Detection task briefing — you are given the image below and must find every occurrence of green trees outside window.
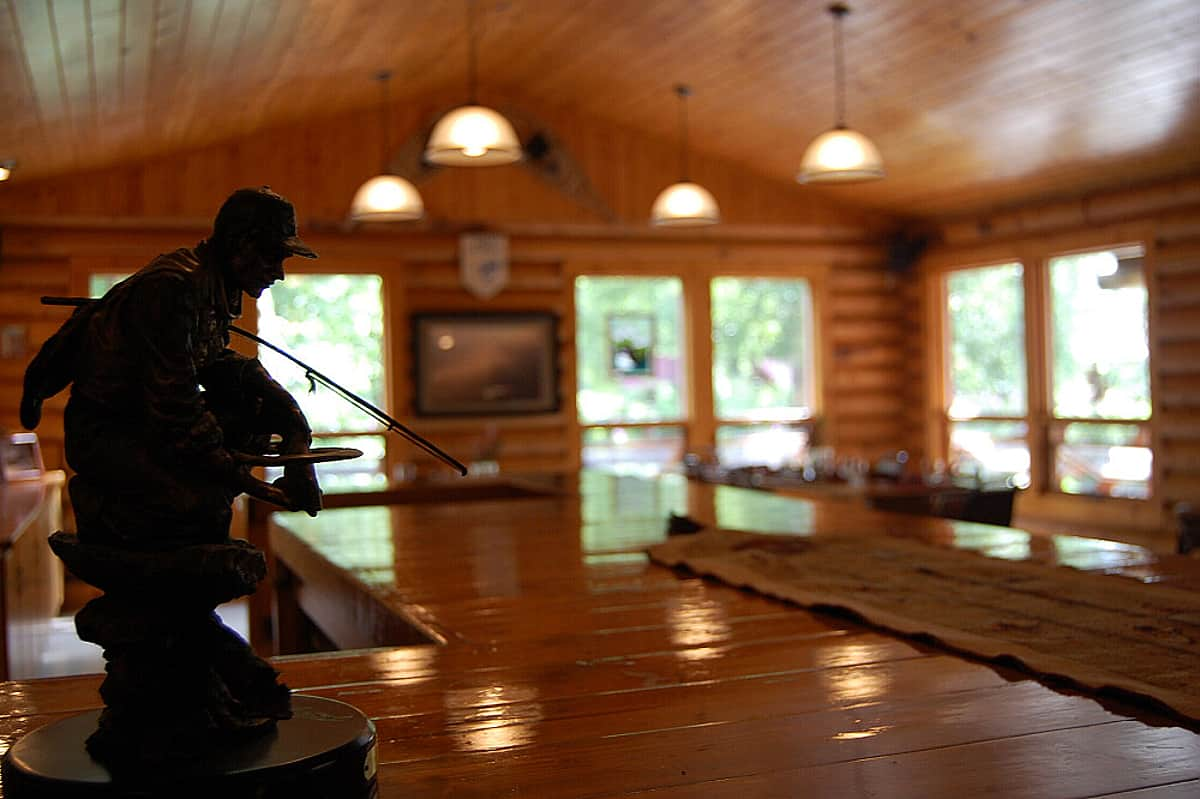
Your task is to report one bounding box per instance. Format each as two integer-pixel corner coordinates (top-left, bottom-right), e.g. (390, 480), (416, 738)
(1049, 250), (1150, 421)
(258, 274), (388, 490)
(575, 276), (685, 424)
(711, 277), (815, 468)
(574, 274), (817, 472)
(575, 276), (686, 473)
(711, 277), (814, 422)
(942, 247), (1152, 499)
(946, 263), (1027, 419)
(944, 263), (1031, 484)
(1048, 248), (1150, 498)
(89, 274), (127, 297)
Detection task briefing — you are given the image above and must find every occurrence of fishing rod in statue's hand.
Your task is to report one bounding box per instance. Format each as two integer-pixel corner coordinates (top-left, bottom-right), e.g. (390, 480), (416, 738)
(232, 325), (466, 475)
(40, 296), (469, 477)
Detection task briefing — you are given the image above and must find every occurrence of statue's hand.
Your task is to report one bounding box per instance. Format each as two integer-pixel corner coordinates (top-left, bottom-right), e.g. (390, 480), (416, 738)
(243, 359), (314, 450)
(274, 463), (322, 517)
(234, 471), (294, 510)
(225, 447), (322, 516)
(261, 387), (312, 451)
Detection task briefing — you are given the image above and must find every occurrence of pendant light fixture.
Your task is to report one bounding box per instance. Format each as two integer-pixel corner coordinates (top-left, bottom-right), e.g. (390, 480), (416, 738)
(424, 0), (522, 166)
(797, 3), (884, 183)
(651, 85), (720, 227)
(350, 71), (425, 222)
(0, 160), (15, 182)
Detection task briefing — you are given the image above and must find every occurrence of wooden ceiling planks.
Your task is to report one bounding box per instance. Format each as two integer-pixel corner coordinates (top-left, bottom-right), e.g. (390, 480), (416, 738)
(88, 1), (120, 127)
(2, 0), (1199, 220)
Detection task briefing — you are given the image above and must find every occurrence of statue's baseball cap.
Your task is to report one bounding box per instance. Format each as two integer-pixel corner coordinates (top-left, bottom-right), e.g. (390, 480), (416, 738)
(213, 186), (318, 259)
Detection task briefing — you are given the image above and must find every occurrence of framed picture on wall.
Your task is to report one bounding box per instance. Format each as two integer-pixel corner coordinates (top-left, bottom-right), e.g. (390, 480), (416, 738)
(608, 314), (654, 376)
(412, 312), (560, 416)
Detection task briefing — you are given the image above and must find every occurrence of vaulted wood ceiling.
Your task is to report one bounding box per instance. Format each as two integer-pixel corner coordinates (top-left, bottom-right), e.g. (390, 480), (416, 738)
(3, 0), (1199, 220)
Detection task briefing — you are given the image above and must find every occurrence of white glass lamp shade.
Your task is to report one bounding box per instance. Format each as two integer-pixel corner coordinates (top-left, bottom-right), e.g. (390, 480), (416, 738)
(797, 126), (884, 183)
(424, 105), (523, 166)
(650, 181), (721, 227)
(0, 161), (13, 182)
(349, 175), (424, 222)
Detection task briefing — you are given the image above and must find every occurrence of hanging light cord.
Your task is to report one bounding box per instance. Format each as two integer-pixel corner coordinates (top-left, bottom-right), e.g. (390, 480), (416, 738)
(676, 84), (691, 181)
(467, 0), (478, 103)
(830, 3), (849, 128)
(376, 70), (392, 172)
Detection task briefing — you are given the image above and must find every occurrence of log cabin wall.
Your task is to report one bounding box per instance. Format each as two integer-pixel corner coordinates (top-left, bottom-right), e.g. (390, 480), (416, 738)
(0, 251), (71, 472)
(922, 174), (1200, 545)
(0, 100), (915, 480)
(824, 258), (925, 459)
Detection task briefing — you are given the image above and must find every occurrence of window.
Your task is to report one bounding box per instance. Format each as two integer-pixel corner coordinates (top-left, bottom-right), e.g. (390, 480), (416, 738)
(1047, 247), (1150, 498)
(258, 274), (388, 490)
(574, 272), (820, 473)
(939, 245), (1151, 500)
(89, 274), (127, 297)
(575, 276), (686, 473)
(711, 277), (815, 468)
(944, 262), (1031, 483)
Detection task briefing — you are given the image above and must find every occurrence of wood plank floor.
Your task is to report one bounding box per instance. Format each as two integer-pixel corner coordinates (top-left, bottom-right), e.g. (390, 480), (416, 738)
(3, 471), (1199, 797)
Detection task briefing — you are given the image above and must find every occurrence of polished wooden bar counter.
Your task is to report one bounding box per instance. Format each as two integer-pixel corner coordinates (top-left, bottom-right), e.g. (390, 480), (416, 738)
(0, 473), (64, 682)
(4, 471), (1200, 797)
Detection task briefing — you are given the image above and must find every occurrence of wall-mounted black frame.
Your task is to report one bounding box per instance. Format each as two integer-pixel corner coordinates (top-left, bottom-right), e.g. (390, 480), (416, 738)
(412, 312), (560, 416)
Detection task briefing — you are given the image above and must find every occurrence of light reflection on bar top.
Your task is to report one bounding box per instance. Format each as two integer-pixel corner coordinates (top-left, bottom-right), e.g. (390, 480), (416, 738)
(816, 643), (895, 703)
(578, 470), (816, 538)
(832, 725), (891, 741)
(277, 506), (396, 573)
(668, 581), (733, 663)
(275, 471), (1163, 586)
(278, 472), (822, 576)
(361, 645), (439, 683)
(443, 683), (544, 753)
(953, 523), (1157, 569)
(577, 470), (690, 524)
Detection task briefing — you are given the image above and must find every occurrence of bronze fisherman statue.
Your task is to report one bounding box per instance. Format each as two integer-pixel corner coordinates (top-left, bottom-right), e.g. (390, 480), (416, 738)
(19, 187), (327, 767)
(6, 187), (464, 794)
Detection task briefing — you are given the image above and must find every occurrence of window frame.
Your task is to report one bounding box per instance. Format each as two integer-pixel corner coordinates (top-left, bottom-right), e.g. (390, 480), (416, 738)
(709, 274), (821, 469)
(939, 259), (1031, 487)
(255, 267), (392, 489)
(925, 228), (1161, 527)
(573, 270), (691, 471)
(1043, 245), (1152, 500)
(569, 261), (827, 470)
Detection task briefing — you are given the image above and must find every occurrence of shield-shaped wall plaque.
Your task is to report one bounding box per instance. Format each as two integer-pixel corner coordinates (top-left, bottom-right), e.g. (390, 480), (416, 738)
(459, 232), (509, 299)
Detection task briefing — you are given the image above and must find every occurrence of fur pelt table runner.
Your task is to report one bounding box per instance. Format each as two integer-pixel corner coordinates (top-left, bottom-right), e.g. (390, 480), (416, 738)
(650, 529), (1200, 722)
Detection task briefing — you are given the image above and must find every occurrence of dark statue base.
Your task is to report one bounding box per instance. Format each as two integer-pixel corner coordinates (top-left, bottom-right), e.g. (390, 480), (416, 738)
(47, 531), (293, 767)
(0, 695), (377, 798)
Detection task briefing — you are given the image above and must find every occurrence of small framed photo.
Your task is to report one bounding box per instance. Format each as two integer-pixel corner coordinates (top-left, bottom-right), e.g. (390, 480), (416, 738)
(608, 314), (654, 376)
(2, 432), (44, 482)
(0, 323), (28, 359)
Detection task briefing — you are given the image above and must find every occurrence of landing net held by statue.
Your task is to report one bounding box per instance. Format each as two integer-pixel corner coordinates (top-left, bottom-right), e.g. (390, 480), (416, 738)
(231, 447), (364, 466)
(39, 295), (468, 476)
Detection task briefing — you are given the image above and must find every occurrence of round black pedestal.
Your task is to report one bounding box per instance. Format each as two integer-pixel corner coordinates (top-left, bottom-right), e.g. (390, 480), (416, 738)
(1, 695), (377, 798)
